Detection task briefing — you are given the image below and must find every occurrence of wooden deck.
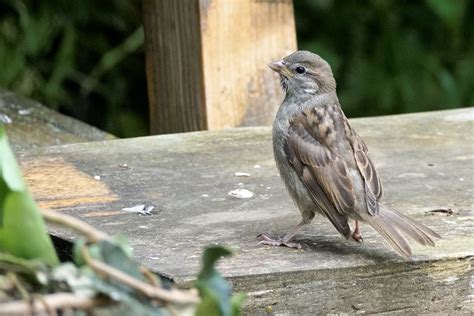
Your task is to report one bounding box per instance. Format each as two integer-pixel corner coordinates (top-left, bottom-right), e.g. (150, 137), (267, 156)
(16, 108), (473, 314)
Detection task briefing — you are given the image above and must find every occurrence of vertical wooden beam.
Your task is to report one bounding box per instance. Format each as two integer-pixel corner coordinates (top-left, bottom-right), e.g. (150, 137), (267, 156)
(143, 0), (296, 134)
(142, 0), (206, 134)
(200, 0), (296, 129)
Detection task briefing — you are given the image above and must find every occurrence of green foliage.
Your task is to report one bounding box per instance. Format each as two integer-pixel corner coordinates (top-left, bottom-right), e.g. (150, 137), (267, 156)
(0, 0), (148, 137)
(295, 0), (474, 117)
(0, 124), (59, 266)
(195, 246), (244, 316)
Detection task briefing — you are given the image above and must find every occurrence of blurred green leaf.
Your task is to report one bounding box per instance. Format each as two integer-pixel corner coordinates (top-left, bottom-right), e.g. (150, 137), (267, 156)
(0, 124), (59, 265)
(95, 240), (145, 281)
(0, 192), (58, 265)
(44, 23), (76, 110)
(81, 27), (144, 96)
(195, 246), (244, 316)
(425, 0), (467, 32)
(0, 125), (25, 192)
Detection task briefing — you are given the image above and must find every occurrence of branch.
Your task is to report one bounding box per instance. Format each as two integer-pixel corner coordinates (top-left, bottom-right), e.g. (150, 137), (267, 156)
(0, 293), (112, 315)
(40, 208), (109, 242)
(40, 208), (199, 305)
(81, 246), (199, 304)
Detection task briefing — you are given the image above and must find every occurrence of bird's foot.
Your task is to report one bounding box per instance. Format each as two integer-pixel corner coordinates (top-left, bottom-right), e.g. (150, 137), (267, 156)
(257, 234), (302, 249)
(351, 220), (363, 243)
(351, 231), (363, 243)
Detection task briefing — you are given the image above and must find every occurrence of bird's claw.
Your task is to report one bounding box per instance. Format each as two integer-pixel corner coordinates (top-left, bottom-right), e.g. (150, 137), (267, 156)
(258, 234), (302, 249)
(351, 232), (364, 243)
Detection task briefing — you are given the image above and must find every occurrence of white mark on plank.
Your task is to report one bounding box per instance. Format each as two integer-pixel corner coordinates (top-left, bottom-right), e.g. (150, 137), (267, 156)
(234, 172), (251, 177)
(18, 109), (32, 115)
(122, 204), (155, 216)
(396, 173), (426, 178)
(228, 189), (254, 199)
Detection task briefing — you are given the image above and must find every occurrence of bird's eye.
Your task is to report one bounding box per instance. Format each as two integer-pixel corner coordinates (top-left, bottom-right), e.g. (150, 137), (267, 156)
(295, 66), (306, 74)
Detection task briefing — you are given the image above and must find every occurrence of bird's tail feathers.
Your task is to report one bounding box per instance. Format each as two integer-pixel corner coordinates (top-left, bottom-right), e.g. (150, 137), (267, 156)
(365, 204), (441, 258)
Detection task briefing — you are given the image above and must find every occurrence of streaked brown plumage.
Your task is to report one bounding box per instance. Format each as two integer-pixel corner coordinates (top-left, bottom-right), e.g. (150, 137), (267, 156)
(260, 50), (440, 257)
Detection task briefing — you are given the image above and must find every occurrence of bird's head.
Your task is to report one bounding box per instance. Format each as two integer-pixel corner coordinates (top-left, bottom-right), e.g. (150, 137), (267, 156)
(269, 51), (336, 96)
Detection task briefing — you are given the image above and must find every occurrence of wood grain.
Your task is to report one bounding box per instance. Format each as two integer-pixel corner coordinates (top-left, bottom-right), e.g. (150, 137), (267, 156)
(142, 0), (297, 134)
(142, 0), (206, 134)
(200, 0), (297, 129)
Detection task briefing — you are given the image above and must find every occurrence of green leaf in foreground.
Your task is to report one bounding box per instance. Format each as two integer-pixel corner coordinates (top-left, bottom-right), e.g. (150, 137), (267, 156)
(195, 246), (244, 316)
(0, 192), (59, 266)
(0, 124), (59, 265)
(0, 125), (25, 193)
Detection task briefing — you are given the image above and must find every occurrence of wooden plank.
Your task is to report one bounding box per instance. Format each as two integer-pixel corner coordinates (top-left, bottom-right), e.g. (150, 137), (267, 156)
(0, 89), (114, 151)
(17, 108), (474, 314)
(142, 0), (296, 134)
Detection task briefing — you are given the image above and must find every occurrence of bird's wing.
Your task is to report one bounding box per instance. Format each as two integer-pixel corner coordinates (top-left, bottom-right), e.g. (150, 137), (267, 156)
(286, 110), (353, 238)
(349, 129), (383, 215)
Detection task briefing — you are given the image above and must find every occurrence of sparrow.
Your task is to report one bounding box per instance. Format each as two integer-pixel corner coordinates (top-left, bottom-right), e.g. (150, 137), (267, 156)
(260, 50), (440, 257)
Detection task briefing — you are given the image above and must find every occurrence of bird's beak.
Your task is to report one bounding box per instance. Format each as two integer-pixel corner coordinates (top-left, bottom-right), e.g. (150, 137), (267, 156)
(268, 60), (289, 76)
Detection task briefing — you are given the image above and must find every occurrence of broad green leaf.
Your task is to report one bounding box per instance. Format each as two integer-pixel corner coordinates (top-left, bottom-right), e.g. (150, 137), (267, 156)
(0, 191), (59, 266)
(0, 125), (58, 265)
(96, 240), (145, 281)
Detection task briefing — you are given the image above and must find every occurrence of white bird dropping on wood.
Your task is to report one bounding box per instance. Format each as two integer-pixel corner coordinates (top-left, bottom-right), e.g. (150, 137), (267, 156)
(234, 172), (251, 177)
(228, 189), (254, 199)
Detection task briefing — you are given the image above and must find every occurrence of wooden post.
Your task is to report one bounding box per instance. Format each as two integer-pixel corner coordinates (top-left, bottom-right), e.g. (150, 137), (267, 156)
(142, 0), (297, 134)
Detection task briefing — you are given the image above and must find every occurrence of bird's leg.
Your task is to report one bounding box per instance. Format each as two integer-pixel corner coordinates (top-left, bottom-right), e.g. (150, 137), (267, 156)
(351, 220), (363, 242)
(258, 221), (306, 249)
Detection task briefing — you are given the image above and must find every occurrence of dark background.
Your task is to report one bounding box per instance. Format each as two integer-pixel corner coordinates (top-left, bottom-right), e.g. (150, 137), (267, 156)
(1, 0), (472, 137)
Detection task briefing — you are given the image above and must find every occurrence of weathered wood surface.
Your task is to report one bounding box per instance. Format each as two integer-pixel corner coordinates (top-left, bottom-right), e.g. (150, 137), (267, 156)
(0, 89), (114, 151)
(142, 0), (296, 134)
(17, 108), (474, 314)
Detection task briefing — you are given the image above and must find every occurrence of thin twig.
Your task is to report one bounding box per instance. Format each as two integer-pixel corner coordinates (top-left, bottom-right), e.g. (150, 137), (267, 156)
(81, 246), (199, 304)
(7, 273), (29, 300)
(140, 266), (158, 286)
(33, 294), (58, 316)
(40, 208), (109, 242)
(0, 293), (112, 315)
